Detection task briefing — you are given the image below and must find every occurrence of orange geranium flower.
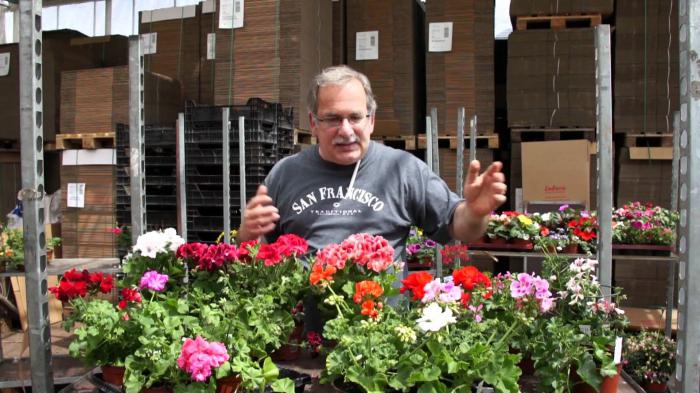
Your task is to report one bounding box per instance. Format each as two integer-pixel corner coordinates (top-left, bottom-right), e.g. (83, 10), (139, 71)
(353, 280), (384, 304)
(309, 262), (337, 286)
(361, 299), (379, 318)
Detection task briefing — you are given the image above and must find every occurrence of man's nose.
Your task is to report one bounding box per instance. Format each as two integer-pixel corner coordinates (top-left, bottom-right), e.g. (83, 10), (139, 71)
(337, 119), (354, 136)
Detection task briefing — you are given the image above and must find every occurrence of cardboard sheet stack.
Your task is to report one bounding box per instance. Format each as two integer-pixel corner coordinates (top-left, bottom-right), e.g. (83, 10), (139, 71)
(510, 0), (614, 16)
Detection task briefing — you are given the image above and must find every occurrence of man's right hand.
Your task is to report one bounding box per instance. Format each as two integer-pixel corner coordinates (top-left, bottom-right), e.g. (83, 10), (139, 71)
(237, 185), (280, 242)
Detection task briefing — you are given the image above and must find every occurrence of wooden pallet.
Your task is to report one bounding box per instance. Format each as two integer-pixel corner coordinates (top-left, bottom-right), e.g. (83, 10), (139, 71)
(622, 132), (673, 147)
(623, 307), (677, 332)
(417, 134), (499, 150)
(56, 132), (116, 150)
(371, 135), (416, 150)
(516, 14), (602, 30)
(293, 129), (316, 146)
(511, 127), (597, 142)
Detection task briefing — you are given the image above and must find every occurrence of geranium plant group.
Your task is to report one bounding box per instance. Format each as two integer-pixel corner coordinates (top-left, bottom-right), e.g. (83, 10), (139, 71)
(624, 330), (676, 391)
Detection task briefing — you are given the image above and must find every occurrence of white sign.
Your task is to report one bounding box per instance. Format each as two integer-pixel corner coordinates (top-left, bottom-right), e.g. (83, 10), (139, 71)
(67, 183), (85, 208)
(0, 53), (9, 77)
(429, 22), (453, 52)
(578, 324), (591, 336)
(207, 33), (216, 60)
(613, 337), (623, 364)
(140, 33), (158, 55)
(355, 31), (379, 61)
(219, 0), (244, 29)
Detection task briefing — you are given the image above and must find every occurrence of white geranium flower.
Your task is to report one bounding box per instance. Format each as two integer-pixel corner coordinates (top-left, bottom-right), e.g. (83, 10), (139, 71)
(133, 229), (184, 258)
(416, 303), (456, 332)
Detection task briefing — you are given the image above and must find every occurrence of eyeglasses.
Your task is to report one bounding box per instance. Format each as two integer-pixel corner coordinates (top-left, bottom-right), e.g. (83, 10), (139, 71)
(313, 113), (370, 128)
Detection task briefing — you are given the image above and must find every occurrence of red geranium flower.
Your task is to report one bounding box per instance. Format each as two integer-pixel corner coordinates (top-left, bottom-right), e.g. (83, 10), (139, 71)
(275, 234), (308, 258)
(118, 287), (142, 309)
(257, 243), (282, 266)
(400, 271), (434, 301)
(352, 280), (384, 304)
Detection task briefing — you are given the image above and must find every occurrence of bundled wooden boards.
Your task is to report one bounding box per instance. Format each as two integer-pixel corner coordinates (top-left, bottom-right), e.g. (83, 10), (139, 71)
(60, 66), (181, 134)
(345, 0), (424, 137)
(507, 28), (596, 128)
(510, 0), (614, 16)
(614, 0), (679, 134)
(426, 0), (494, 135)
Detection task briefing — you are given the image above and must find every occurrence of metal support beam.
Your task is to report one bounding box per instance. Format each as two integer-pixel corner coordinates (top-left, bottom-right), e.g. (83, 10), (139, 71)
(594, 25), (613, 295)
(456, 108), (465, 198)
(667, 111), (681, 338)
(425, 116), (433, 172)
(430, 107), (440, 176)
(104, 0), (111, 35)
(176, 113), (187, 241)
(222, 108), (230, 244)
(469, 115), (477, 163)
(129, 36), (146, 239)
(19, 0), (54, 390)
(13, 4), (18, 42)
(675, 0), (700, 390)
(238, 116), (246, 220)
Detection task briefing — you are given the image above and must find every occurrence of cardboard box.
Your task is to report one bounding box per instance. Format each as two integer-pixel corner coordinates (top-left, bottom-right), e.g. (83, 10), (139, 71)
(522, 140), (591, 208)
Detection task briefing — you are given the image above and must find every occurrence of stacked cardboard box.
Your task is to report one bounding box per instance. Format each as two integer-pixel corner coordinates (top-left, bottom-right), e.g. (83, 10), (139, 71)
(426, 0), (494, 135)
(510, 0), (614, 16)
(60, 150), (116, 258)
(438, 148), (494, 192)
(616, 147), (672, 208)
(614, 0), (678, 134)
(346, 0), (424, 136)
(212, 1), (332, 130)
(140, 5), (201, 106)
(507, 28), (596, 128)
(616, 259), (676, 308)
(0, 30), (127, 143)
(60, 66), (182, 134)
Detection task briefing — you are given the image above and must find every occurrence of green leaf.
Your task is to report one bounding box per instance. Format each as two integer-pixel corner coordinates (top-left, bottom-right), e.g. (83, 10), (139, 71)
(270, 378), (295, 393)
(262, 357), (279, 383)
(576, 354), (602, 393)
(417, 381), (447, 393)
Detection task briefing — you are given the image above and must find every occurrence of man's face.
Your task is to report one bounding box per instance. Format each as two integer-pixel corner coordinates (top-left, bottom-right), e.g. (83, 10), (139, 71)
(309, 79), (375, 166)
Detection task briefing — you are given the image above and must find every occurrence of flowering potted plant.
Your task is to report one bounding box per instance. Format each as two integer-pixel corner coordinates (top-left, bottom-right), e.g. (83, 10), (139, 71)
(314, 233), (535, 392)
(0, 226), (24, 271)
(506, 213), (540, 248)
(624, 330), (676, 393)
(405, 227), (437, 268)
(613, 202), (679, 247)
(485, 212), (514, 244)
(566, 212), (598, 254)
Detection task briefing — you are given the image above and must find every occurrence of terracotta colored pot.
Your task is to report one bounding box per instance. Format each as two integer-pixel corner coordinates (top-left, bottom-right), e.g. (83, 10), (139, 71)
(572, 364), (621, 393)
(564, 243), (580, 254)
(489, 236), (508, 245)
(272, 324), (305, 361)
(216, 375), (243, 393)
(510, 238), (533, 249)
(643, 381), (667, 393)
(101, 365), (125, 386)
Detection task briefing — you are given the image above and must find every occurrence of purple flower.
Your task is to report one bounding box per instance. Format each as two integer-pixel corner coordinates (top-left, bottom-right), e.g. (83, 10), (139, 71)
(559, 204), (570, 211)
(468, 304), (483, 323)
(510, 273), (534, 298)
(439, 281), (463, 303)
(139, 270), (169, 292)
(422, 279), (443, 303)
(425, 239), (437, 248)
(631, 221), (644, 230)
(406, 244), (421, 254)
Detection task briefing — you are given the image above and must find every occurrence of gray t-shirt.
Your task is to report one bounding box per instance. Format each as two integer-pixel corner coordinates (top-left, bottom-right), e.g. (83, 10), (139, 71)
(264, 141), (463, 258)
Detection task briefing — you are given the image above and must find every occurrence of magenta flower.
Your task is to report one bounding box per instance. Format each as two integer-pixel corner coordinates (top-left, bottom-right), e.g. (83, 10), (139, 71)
(558, 204), (570, 211)
(422, 279), (443, 303)
(177, 336), (229, 382)
(439, 281), (464, 303)
(139, 270), (169, 292)
(510, 273), (534, 298)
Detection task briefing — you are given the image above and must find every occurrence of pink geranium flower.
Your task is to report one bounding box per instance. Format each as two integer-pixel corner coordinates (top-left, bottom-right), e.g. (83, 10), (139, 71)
(177, 336), (229, 382)
(139, 270), (169, 292)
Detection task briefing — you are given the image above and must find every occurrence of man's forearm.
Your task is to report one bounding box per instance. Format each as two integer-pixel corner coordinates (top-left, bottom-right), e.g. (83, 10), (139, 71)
(449, 202), (490, 243)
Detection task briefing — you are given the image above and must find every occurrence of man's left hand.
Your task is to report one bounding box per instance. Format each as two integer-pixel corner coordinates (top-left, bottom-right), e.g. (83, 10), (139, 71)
(463, 160), (507, 217)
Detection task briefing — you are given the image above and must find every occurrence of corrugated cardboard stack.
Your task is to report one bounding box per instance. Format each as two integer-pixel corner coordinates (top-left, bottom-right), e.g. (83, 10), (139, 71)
(60, 151), (116, 258)
(346, 0), (424, 136)
(439, 148), (494, 192)
(60, 66), (182, 134)
(200, 2), (216, 105)
(139, 5), (201, 105)
(212, 1), (332, 130)
(0, 30), (127, 143)
(616, 147), (672, 209)
(614, 0), (678, 134)
(510, 0), (614, 16)
(426, 0), (494, 135)
(507, 28), (596, 129)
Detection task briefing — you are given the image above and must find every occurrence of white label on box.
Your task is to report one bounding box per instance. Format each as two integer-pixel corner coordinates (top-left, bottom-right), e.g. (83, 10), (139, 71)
(0, 53), (10, 77)
(614, 336), (623, 364)
(356, 31), (379, 60)
(67, 183), (85, 208)
(429, 22), (453, 52)
(207, 33), (216, 60)
(219, 0), (244, 29)
(141, 33), (157, 55)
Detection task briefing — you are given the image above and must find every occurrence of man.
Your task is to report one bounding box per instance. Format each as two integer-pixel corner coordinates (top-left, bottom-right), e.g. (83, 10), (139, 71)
(237, 65), (506, 258)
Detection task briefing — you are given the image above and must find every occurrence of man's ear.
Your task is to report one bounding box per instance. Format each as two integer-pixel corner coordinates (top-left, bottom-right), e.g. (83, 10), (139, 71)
(309, 112), (318, 136)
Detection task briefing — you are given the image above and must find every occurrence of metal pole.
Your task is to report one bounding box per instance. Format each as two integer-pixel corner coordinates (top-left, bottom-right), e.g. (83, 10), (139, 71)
(222, 108), (230, 244)
(129, 36), (146, 239)
(176, 113), (187, 241)
(675, 0), (700, 390)
(666, 112), (681, 338)
(470, 115), (477, 163)
(456, 108), (465, 198)
(238, 116), (246, 218)
(19, 0), (54, 390)
(104, 0), (112, 35)
(425, 116), (433, 172)
(430, 107), (440, 176)
(595, 25), (613, 295)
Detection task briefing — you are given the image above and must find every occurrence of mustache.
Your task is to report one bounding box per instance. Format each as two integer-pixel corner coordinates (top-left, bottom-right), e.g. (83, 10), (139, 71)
(332, 135), (359, 144)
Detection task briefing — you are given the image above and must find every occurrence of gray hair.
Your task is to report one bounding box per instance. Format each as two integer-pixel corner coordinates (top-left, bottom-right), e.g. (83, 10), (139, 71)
(307, 65), (377, 116)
